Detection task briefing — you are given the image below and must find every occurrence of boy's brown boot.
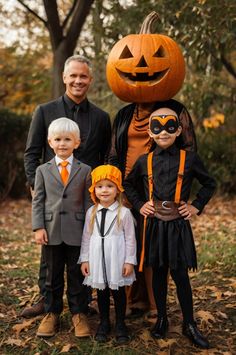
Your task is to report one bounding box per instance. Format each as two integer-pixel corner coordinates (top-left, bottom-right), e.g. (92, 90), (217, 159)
(72, 313), (91, 337)
(20, 296), (45, 318)
(37, 313), (59, 337)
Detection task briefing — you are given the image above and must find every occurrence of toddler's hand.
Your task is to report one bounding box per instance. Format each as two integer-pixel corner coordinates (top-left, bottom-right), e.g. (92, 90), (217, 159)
(35, 228), (48, 245)
(178, 201), (199, 220)
(140, 200), (155, 217)
(122, 263), (134, 277)
(81, 262), (90, 276)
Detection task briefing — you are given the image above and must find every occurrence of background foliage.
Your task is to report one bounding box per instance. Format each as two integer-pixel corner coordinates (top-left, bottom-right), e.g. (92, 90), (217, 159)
(0, 0), (235, 199)
(0, 109), (30, 200)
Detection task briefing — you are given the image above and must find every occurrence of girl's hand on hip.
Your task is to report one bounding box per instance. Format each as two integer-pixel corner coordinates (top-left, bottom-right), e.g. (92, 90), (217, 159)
(178, 201), (199, 220)
(140, 200), (155, 217)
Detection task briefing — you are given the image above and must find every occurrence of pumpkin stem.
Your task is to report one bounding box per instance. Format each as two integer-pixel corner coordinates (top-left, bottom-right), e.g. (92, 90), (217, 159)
(139, 11), (160, 34)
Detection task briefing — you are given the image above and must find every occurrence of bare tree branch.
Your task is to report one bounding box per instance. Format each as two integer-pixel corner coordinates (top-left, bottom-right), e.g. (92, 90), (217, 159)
(62, 0), (77, 30)
(16, 0), (48, 27)
(65, 0), (95, 52)
(15, 0), (95, 97)
(206, 41), (236, 80)
(43, 0), (63, 50)
(220, 50), (236, 79)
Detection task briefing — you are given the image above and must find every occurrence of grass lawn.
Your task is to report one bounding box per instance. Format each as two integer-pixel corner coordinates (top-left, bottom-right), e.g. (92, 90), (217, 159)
(0, 196), (235, 354)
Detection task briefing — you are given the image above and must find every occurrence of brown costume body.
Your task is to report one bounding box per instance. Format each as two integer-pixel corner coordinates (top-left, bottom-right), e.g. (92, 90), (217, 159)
(121, 104), (156, 314)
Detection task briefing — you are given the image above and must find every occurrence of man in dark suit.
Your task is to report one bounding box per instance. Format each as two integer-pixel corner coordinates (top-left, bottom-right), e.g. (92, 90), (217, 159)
(22, 55), (111, 317)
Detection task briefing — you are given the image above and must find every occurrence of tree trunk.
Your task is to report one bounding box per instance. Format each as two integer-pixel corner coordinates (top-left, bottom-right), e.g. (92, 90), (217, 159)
(92, 0), (104, 99)
(52, 42), (74, 98)
(16, 0), (95, 99)
(51, 0), (95, 98)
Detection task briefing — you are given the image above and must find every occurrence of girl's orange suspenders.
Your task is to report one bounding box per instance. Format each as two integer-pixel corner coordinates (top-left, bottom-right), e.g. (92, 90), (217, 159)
(139, 149), (186, 272)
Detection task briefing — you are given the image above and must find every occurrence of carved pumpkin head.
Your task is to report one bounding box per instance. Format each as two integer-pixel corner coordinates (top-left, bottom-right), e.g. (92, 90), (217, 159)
(106, 12), (185, 103)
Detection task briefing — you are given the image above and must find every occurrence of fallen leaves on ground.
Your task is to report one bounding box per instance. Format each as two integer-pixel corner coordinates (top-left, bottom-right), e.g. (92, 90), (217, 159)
(12, 316), (42, 337)
(0, 196), (235, 354)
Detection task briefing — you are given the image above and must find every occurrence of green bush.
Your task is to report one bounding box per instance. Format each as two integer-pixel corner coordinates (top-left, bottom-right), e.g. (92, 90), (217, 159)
(196, 127), (236, 194)
(0, 108), (31, 200)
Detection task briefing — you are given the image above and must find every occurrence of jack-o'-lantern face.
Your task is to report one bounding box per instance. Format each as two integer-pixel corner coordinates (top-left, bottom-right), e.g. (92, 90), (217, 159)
(106, 33), (185, 103)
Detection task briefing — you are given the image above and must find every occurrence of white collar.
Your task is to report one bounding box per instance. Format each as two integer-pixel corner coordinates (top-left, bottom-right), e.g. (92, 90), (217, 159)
(97, 201), (119, 212)
(55, 154), (73, 166)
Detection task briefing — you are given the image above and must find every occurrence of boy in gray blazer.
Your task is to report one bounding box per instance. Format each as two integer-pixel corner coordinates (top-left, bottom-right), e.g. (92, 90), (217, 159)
(32, 117), (92, 338)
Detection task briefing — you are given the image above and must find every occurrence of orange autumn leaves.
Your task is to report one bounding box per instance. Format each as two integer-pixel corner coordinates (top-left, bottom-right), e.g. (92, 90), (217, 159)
(203, 113), (225, 129)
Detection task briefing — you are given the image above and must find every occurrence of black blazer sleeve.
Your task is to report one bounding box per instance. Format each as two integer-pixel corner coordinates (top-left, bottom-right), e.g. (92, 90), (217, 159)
(24, 105), (47, 189)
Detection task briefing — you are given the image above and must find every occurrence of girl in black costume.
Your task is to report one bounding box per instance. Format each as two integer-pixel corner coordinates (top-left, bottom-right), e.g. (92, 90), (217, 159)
(124, 107), (216, 349)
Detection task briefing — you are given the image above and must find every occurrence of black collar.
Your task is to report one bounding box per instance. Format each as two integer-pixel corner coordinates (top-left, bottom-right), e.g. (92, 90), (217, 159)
(63, 94), (89, 112)
(154, 143), (179, 156)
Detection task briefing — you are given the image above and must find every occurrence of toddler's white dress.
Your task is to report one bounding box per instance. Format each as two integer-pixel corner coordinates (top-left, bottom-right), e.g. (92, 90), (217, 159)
(79, 201), (137, 290)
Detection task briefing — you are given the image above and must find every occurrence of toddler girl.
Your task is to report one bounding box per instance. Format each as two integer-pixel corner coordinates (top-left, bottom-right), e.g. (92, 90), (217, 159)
(80, 165), (136, 343)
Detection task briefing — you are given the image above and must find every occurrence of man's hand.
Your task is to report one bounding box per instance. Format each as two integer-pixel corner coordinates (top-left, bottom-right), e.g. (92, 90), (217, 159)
(122, 263), (134, 277)
(140, 200), (155, 217)
(35, 228), (48, 245)
(178, 201), (199, 220)
(81, 262), (90, 276)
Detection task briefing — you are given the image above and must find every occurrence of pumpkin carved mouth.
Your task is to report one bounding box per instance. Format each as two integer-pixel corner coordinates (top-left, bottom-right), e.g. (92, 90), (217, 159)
(116, 68), (169, 85)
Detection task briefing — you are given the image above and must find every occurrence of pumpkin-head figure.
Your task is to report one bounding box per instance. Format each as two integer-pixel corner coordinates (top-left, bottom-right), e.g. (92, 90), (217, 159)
(106, 12), (185, 103)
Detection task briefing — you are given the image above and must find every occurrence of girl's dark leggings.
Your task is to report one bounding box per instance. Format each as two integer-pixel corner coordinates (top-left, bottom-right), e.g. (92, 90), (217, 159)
(152, 265), (194, 323)
(97, 286), (126, 324)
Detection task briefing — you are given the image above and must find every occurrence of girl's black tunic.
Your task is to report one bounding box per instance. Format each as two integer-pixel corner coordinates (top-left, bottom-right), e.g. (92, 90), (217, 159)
(123, 144), (216, 270)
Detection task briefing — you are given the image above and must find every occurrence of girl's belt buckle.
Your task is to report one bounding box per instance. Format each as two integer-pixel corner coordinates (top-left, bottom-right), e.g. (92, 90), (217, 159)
(162, 201), (171, 210)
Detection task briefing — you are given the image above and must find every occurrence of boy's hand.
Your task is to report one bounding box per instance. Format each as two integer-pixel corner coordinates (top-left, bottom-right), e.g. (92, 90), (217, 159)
(122, 263), (134, 277)
(81, 262), (90, 276)
(140, 200), (155, 217)
(178, 201), (199, 220)
(35, 228), (48, 245)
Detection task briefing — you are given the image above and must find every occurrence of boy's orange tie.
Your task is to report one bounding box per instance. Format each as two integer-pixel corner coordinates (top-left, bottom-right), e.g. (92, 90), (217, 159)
(60, 161), (69, 185)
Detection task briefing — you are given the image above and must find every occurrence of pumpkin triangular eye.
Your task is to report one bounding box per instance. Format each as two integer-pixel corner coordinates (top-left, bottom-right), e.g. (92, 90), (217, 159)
(119, 45), (134, 59)
(153, 46), (166, 57)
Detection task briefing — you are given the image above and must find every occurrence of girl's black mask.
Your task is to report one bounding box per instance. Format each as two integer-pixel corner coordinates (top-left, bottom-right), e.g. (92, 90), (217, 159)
(150, 114), (180, 134)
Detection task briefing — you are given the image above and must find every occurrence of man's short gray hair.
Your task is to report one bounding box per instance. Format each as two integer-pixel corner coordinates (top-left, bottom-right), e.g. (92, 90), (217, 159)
(63, 55), (92, 75)
(48, 117), (80, 140)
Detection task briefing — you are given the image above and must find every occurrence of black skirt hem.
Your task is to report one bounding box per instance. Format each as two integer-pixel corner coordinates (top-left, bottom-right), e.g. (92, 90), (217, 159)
(144, 217), (197, 271)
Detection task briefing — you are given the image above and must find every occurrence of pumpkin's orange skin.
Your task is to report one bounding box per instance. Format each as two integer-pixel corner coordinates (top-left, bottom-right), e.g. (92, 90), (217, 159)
(106, 33), (185, 103)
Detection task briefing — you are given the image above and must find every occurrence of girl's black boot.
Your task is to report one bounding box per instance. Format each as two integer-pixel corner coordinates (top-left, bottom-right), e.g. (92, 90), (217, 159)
(182, 322), (210, 349)
(151, 317), (169, 339)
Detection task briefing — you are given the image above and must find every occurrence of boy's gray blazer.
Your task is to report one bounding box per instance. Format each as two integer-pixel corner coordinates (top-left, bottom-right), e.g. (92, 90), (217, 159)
(32, 157), (92, 246)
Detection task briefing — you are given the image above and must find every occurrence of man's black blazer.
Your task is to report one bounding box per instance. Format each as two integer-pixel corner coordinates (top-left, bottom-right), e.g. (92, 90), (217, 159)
(24, 96), (111, 188)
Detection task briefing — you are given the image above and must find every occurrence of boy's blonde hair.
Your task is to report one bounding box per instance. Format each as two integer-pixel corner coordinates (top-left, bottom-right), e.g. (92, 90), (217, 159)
(48, 117), (80, 140)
